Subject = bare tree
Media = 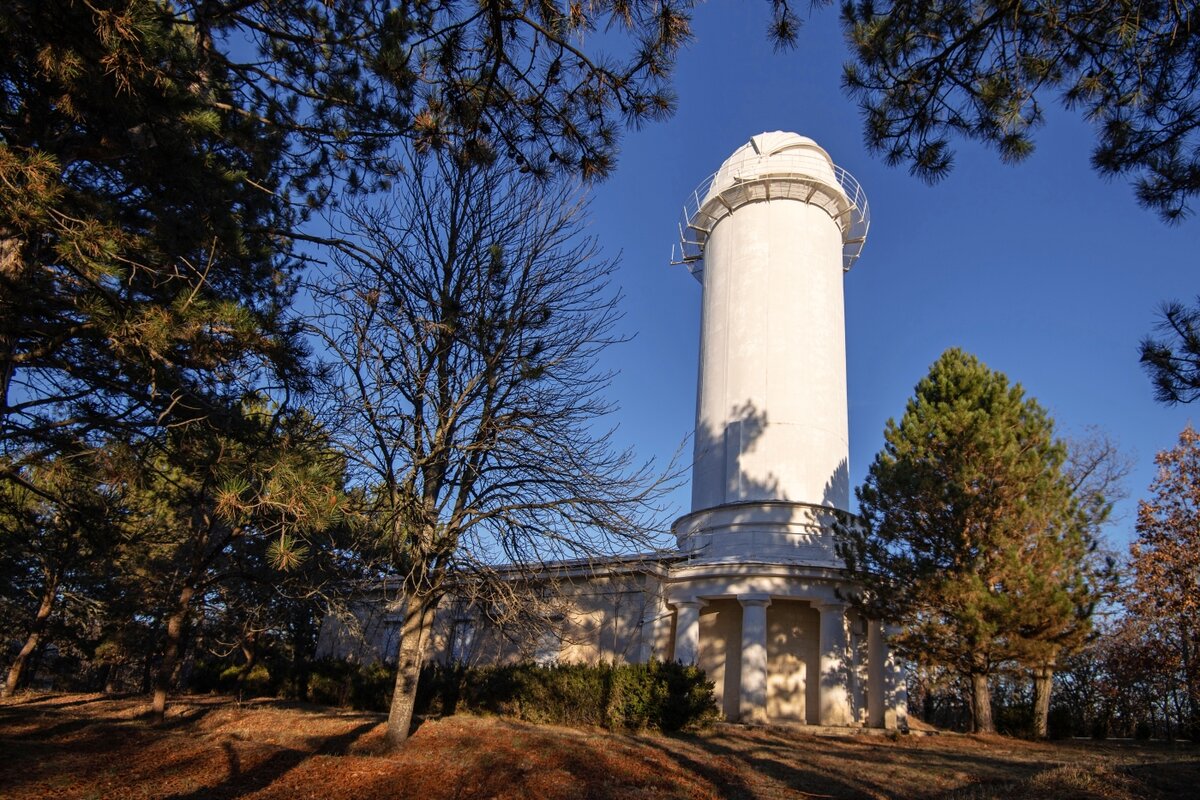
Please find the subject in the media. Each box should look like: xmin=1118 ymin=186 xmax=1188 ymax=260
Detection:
xmin=310 ymin=151 xmax=675 ymax=746
xmin=1021 ymin=428 xmax=1128 ymax=738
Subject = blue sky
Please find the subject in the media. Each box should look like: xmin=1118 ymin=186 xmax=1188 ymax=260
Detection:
xmin=585 ymin=4 xmax=1199 ymax=551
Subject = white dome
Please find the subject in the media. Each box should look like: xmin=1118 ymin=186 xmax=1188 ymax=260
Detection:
xmin=720 ymin=131 xmax=832 ymax=168
xmin=707 ymin=132 xmax=842 ymax=202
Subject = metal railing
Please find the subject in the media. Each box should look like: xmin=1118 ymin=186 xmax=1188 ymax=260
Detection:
xmin=671 ymin=153 xmax=870 ymax=278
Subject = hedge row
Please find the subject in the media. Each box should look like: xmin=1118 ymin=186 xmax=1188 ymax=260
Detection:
xmin=416 ymin=659 xmax=720 ymax=732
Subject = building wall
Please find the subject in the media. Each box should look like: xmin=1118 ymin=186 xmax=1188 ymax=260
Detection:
xmin=692 ymin=185 xmax=850 ymax=512
xmin=315 ymin=599 xmax=403 ymax=664
xmin=694 ymin=598 xmax=826 ymax=724
xmin=318 ymin=568 xmax=669 ymax=668
xmin=698 ymin=599 xmax=743 ymax=720
xmin=766 ymin=600 xmax=820 ymax=724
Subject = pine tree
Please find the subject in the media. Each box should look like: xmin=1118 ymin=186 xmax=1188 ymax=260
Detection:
xmin=839 ymin=348 xmax=1094 ymax=733
xmin=137 ymin=403 xmax=348 ymax=723
xmin=1141 ymin=297 xmax=1200 ymax=405
xmin=0 ymin=449 xmax=127 ymax=696
xmin=1 ymin=0 xmax=304 ymax=457
xmin=839 ymin=1 xmax=1200 ymax=221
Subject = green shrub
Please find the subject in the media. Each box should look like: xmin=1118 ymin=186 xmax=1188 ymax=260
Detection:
xmin=307 ymin=659 xmax=394 ymax=711
xmin=350 ymin=661 xmax=394 ymax=710
xmin=1046 ymin=705 xmax=1077 ymax=739
xmin=995 ymin=703 xmax=1035 ymax=738
xmin=416 ymin=659 xmax=719 ymax=733
xmin=215 ymin=664 xmax=273 ymax=697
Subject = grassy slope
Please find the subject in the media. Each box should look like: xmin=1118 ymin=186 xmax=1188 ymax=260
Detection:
xmin=1 ymin=694 xmax=1196 ymax=800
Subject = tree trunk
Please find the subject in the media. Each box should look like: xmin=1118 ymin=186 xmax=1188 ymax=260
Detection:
xmin=296 ymin=659 xmax=310 ymax=703
xmin=151 ymin=584 xmax=195 ymax=724
xmin=385 ymin=595 xmax=437 ymax=747
xmin=291 ymin=607 xmax=316 ymax=703
xmin=3 ymin=572 xmax=60 ymax=697
xmin=1182 ymin=623 xmax=1200 ymax=742
xmin=969 ymin=672 xmax=995 ymax=733
xmin=235 ymin=630 xmax=260 ymax=695
xmin=1032 ymin=664 xmax=1054 ymax=739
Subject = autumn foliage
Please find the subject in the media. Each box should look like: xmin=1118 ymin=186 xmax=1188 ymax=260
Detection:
xmin=1128 ymin=424 xmax=1200 ymax=739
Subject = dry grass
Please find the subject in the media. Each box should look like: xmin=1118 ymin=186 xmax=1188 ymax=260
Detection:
xmin=1 ymin=693 xmax=1196 ymax=800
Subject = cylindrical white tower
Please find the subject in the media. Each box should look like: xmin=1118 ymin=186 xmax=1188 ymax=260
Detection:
xmin=672 ymin=132 xmax=868 ymax=564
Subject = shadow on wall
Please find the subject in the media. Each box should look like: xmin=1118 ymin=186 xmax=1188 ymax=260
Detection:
xmin=822 ymin=459 xmax=849 ymax=511
xmin=693 ymin=399 xmax=851 ymax=511
xmin=424 ymin=569 xmax=660 ymax=669
xmin=686 ymin=399 xmax=852 ymax=568
xmin=692 ymin=400 xmax=781 ymax=505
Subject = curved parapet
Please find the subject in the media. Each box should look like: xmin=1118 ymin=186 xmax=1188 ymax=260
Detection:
xmin=672 ymin=132 xmax=869 ymax=280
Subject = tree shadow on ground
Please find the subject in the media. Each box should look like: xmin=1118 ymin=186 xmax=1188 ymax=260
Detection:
xmin=153 ymin=702 xmax=223 ymax=730
xmin=639 ymin=735 xmax=760 ymax=799
xmin=161 ymin=719 xmax=380 ymax=800
xmin=656 ymin=726 xmax=1070 ymax=800
xmin=0 ymin=693 xmax=131 ymax=710
xmin=654 ymin=729 xmax=878 ymax=799
xmin=355 ymin=718 xmax=721 ymax=800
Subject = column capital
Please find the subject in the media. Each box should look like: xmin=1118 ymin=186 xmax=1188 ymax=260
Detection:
xmin=814 ymin=599 xmax=848 ymax=614
xmin=737 ymin=593 xmax=772 ymax=608
xmin=668 ymin=597 xmax=707 ymax=610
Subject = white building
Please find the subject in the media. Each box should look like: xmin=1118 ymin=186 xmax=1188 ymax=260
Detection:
xmin=328 ymin=132 xmax=908 ymax=730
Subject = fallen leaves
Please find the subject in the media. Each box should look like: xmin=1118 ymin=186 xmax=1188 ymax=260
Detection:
xmin=1 ymin=694 xmax=1197 ymax=800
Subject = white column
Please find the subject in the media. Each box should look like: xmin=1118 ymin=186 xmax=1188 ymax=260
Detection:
xmin=883 ymin=623 xmax=909 ymax=731
xmin=866 ymin=619 xmax=885 ymax=728
xmin=671 ymin=600 xmax=705 ymax=665
xmin=637 ymin=594 xmax=664 ymax=663
xmin=816 ymin=600 xmax=852 ymax=726
xmin=849 ymin=616 xmax=865 ymax=724
xmin=738 ymin=594 xmax=772 ymax=724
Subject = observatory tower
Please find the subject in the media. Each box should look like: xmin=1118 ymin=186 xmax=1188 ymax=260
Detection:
xmin=673 ymin=131 xmax=868 ymax=564
xmin=663 ymin=133 xmax=905 ymax=729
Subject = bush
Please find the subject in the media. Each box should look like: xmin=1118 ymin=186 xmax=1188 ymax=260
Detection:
xmin=416 ymin=659 xmax=719 ymax=733
xmin=1046 ymin=704 xmax=1077 ymax=739
xmin=216 ymin=664 xmax=273 ymax=697
xmin=995 ymin=703 xmax=1036 ymax=738
xmin=308 ymin=659 xmax=394 ymax=711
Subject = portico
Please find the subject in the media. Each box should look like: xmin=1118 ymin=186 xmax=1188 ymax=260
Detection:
xmin=666 ymin=561 xmax=901 ymax=727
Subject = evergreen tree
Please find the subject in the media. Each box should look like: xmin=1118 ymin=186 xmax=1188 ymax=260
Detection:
xmin=134 ymin=403 xmax=348 ymax=723
xmin=1141 ymin=297 xmax=1200 ymax=405
xmin=838 ymin=348 xmax=1095 ymax=733
xmin=838 ymin=1 xmax=1200 ymax=221
xmin=0 ymin=449 xmax=127 ymax=696
xmin=1 ymin=0 xmax=304 ymax=460
xmin=180 ymin=0 xmax=700 ymax=185
xmin=1014 ymin=432 xmax=1123 ymax=737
